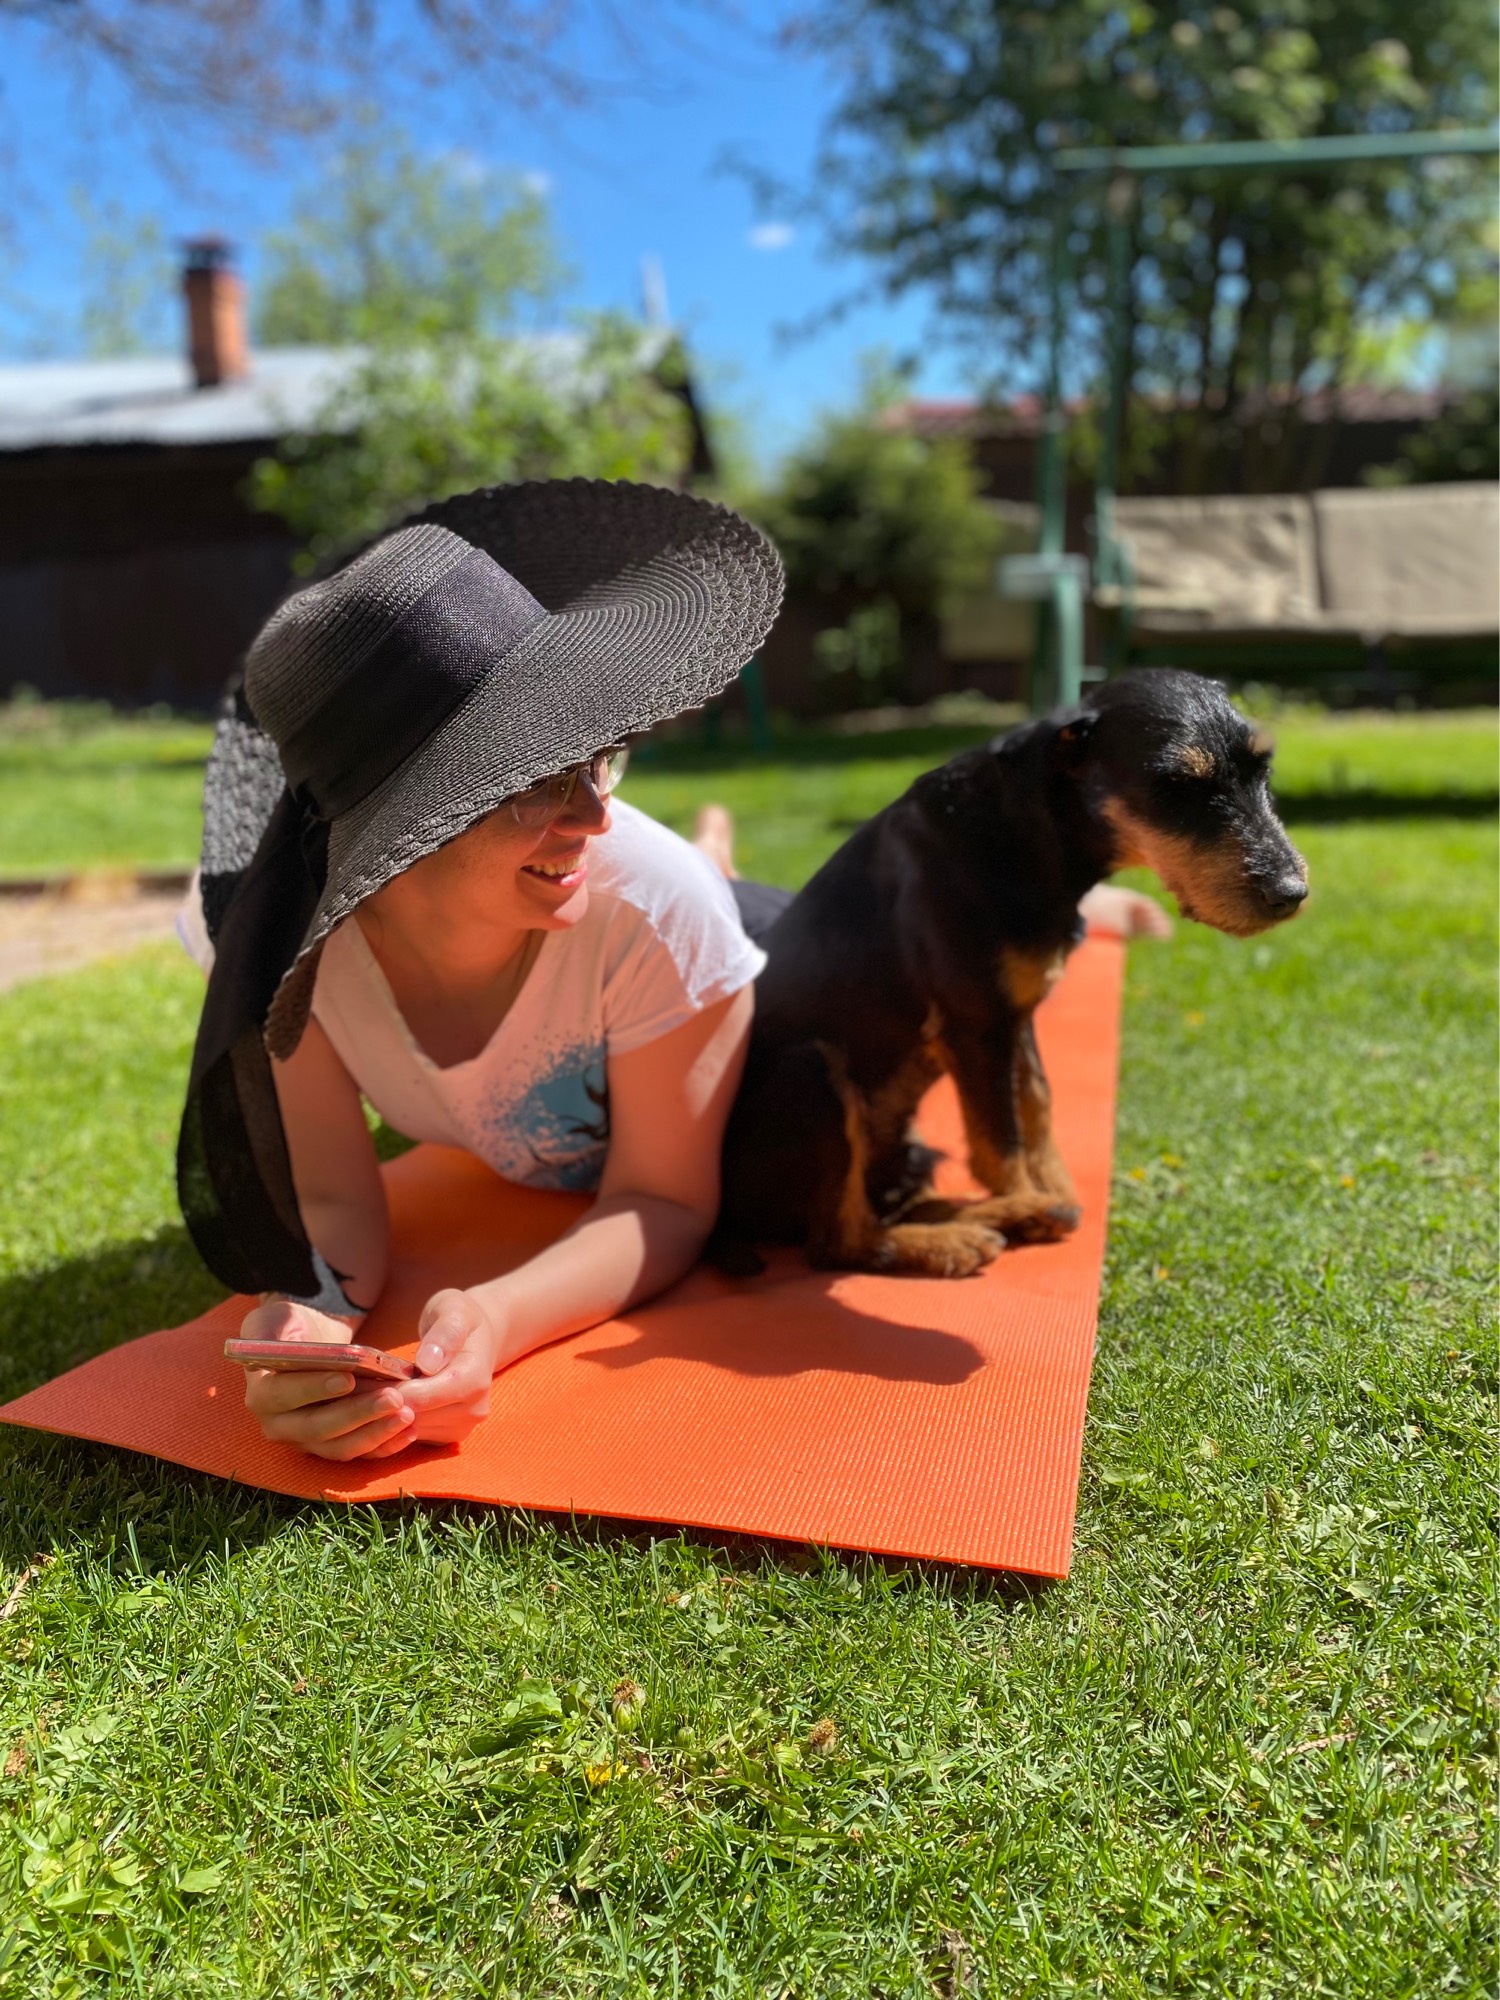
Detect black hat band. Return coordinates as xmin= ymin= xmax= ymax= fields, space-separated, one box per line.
xmin=274 ymin=547 xmax=549 ymax=821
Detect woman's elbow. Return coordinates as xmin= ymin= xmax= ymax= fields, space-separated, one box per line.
xmin=301 ymin=1194 xmax=390 ymax=1307
xmin=654 ymin=1188 xmax=719 ymax=1263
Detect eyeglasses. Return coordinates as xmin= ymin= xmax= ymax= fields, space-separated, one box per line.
xmin=507 ymin=745 xmax=629 ymax=828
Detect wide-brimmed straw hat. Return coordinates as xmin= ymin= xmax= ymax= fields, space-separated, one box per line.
xmin=180 ymin=477 xmax=783 ymax=1303
xmin=203 ymin=477 xmax=783 ymax=1055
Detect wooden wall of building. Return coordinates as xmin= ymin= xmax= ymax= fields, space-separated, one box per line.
xmin=0 ymin=442 xmax=297 ymax=708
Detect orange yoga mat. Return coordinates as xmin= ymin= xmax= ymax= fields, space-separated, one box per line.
xmin=1 ymin=936 xmax=1124 ymax=1577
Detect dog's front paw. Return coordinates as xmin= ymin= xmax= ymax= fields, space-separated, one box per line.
xmin=876 ymin=1218 xmax=1006 ymax=1278
xmin=1005 ymin=1201 xmax=1081 ymax=1243
xmin=968 ymin=1196 xmax=1082 ymax=1244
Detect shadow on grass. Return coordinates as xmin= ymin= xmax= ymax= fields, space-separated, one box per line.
xmin=1275 ymin=790 xmax=1499 ymax=823
xmin=0 ymin=1226 xmax=1045 ymax=1603
xmin=632 ymin=723 xmax=997 ymax=776
xmin=0 ymin=1226 xmax=222 ymax=1405
xmin=817 ymin=788 xmax=1499 ymax=844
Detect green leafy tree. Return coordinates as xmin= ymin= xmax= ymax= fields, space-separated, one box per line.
xmin=754 ymin=367 xmax=1004 ymax=703
xmin=775 ymin=1 xmax=1497 ymax=491
xmin=254 ymin=130 xmax=561 ymax=346
xmin=248 ymin=137 xmax=691 ymax=568
xmin=1367 ymin=383 xmax=1500 ymax=486
xmin=72 ymin=193 xmax=174 ymax=357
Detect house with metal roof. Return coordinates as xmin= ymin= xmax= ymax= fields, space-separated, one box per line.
xmin=0 ymin=242 xmax=709 ymax=707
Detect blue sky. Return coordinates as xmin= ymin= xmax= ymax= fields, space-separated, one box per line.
xmin=0 ymin=8 xmax=982 ymax=464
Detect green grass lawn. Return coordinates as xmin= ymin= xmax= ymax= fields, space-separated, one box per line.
xmin=0 ymin=708 xmax=1494 ymax=1995
xmin=1 ymin=694 xmax=1494 ymax=879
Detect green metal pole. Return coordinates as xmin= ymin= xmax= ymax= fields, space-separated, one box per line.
xmin=1037 ymin=220 xmax=1069 ymax=561
xmin=1030 ymin=213 xmax=1071 ymax=708
xmin=1095 ymin=178 xmax=1135 ymax=674
xmin=1053 ymin=126 xmax=1498 ymax=175
xmin=740 ymin=653 xmax=773 ymax=754
xmin=1055 ymin=568 xmax=1084 ymax=708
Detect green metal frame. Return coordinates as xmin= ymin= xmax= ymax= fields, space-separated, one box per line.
xmin=1019 ymin=124 xmax=1499 ymax=710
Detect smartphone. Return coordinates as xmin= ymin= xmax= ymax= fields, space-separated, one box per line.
xmin=223 ymin=1338 xmax=417 ymax=1383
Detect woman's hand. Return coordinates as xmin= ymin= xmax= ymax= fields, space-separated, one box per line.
xmin=239 ymin=1297 xmax=417 ymax=1462
xmin=359 ymin=1290 xmax=500 ymax=1457
xmin=240 ymin=1292 xmax=500 ymax=1461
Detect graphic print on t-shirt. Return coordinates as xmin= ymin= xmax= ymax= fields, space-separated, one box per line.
xmin=477 ymin=1041 xmax=610 ymax=1191
xmin=238 ymin=801 xmax=769 ymax=1194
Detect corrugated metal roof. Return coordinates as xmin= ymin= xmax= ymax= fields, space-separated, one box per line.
xmin=0 ymin=329 xmax=618 ymax=451
xmin=0 ymin=348 xmax=362 ymax=450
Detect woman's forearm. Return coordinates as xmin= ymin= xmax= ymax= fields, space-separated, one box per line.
xmin=465 ymin=1192 xmax=710 ymax=1371
xmin=270 ymin=1016 xmax=391 ymax=1310
xmin=298 ymin=1194 xmax=389 ymax=1309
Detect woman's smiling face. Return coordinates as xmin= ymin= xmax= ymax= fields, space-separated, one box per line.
xmin=363 ymin=767 xmax=613 ymax=940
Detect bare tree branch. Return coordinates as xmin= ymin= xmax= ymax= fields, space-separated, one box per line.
xmin=0 ymin=0 xmax=748 ymax=152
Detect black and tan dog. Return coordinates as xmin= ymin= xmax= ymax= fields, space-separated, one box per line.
xmin=718 ymin=669 xmax=1307 ymax=1277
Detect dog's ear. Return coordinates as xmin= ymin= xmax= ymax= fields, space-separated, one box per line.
xmin=1051 ymin=710 xmax=1097 ymax=767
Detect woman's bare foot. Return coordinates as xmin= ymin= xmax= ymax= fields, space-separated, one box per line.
xmin=1079 ymin=884 xmax=1174 ymax=940
xmin=693 ymin=804 xmax=739 ymax=880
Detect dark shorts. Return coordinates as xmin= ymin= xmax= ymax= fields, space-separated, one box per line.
xmin=730 ymin=877 xmax=794 ymax=949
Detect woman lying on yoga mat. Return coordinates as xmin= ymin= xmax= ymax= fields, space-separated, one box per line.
xmin=177 ymin=478 xmax=1163 ymax=1465
xmin=175 ymin=480 xmax=790 ymax=1464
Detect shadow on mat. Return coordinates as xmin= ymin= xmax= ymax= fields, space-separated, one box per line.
xmin=572 ymin=1305 xmax=983 ymax=1385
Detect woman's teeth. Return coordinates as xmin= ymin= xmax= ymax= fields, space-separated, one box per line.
xmin=525 ymin=855 xmax=584 ymax=881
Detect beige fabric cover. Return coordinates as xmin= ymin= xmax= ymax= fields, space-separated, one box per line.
xmin=1314 ymin=482 xmax=1499 ymax=638
xmin=1112 ymin=494 xmax=1321 ymax=630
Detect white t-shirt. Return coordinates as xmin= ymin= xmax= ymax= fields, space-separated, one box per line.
xmin=179 ymin=799 xmax=765 ymax=1193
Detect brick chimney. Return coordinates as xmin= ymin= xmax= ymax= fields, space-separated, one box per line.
xmin=182 ymin=237 xmax=249 ymax=388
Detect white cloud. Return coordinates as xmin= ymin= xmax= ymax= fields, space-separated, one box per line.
xmin=748 ymin=221 xmax=795 ymax=252
xmin=520 ymin=169 xmax=554 ymax=199
xmin=443 ymin=147 xmax=490 ymax=187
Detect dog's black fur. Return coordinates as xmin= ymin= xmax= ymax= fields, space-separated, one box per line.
xmin=717 ymin=670 xmax=1307 ymax=1277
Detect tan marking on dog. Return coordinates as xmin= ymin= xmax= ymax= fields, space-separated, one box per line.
xmin=998 ymin=945 xmax=1068 ymax=1013
xmin=1102 ymin=797 xmax=1148 ymax=868
xmin=1013 ymin=1023 xmax=1051 ymax=1154
xmin=954 ymin=1061 xmax=1076 ymax=1211
xmin=1173 ymin=743 xmax=1216 ymax=778
xmin=1248 ymin=727 xmax=1274 ymax=758
xmin=1102 ymin=800 xmax=1306 ymax=938
xmin=813 ymin=1040 xmax=880 ymax=1265
xmin=869 ymin=1040 xmax=944 ymax=1159
xmin=1013 ymin=1023 xmax=1077 ymax=1203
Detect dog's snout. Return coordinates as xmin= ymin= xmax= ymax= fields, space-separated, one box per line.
xmin=1260 ymin=872 xmax=1308 ymax=918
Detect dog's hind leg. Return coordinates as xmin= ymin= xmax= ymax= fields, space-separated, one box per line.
xmin=807 ymin=1044 xmax=1004 ymax=1277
